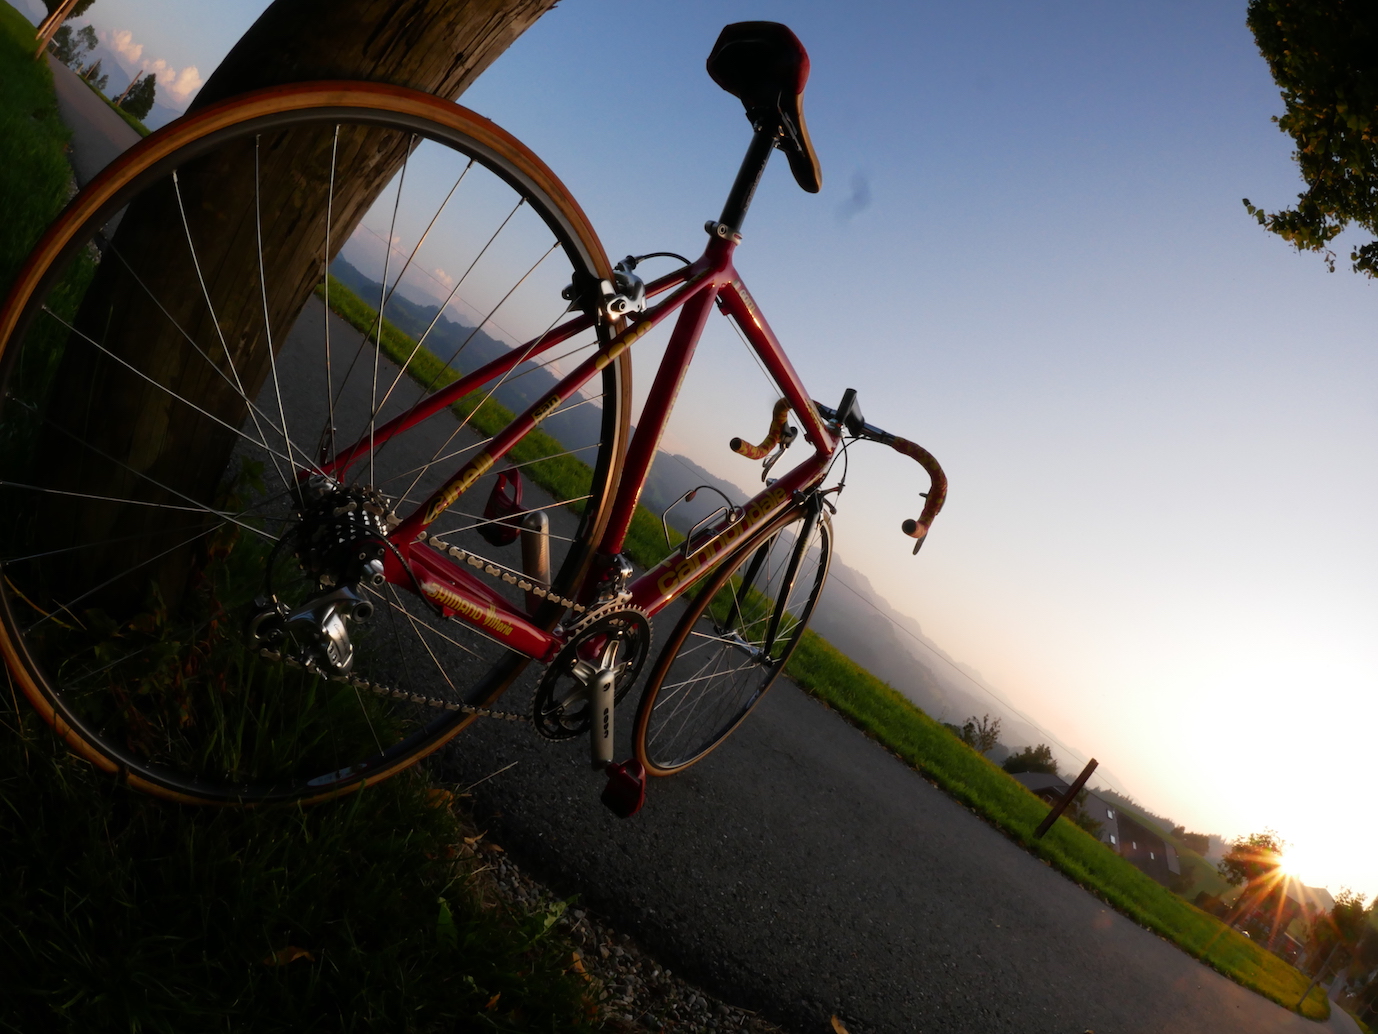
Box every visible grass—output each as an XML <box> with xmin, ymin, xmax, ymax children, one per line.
<box><xmin>0</xmin><ymin>1</ymin><xmax>72</xmax><ymax>295</ymax></box>
<box><xmin>321</xmin><ymin>278</ymin><xmax>1330</xmax><ymax>1018</ymax></box>
<box><xmin>0</xmin><ymin>679</ymin><xmax>597</xmax><ymax>1033</ymax></box>
<box><xmin>79</xmin><ymin>72</ymin><xmax>151</xmax><ymax>137</ymax></box>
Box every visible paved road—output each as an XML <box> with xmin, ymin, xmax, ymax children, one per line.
<box><xmin>443</xmin><ymin>682</ymin><xmax>1345</xmax><ymax>1034</ymax></box>
<box><xmin>46</xmin><ymin>53</ymin><xmax>140</xmax><ymax>186</ymax></box>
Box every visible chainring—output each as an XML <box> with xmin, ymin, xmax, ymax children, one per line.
<box><xmin>532</xmin><ymin>606</ymin><xmax>651</xmax><ymax>740</ymax></box>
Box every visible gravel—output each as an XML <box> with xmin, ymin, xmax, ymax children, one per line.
<box><xmin>461</xmin><ymin>826</ymin><xmax>794</xmax><ymax>1034</ymax></box>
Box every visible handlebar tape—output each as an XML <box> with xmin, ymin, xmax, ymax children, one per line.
<box><xmin>891</xmin><ymin>436</ymin><xmax>947</xmax><ymax>553</ymax></box>
<box><xmin>730</xmin><ymin>398</ymin><xmax>792</xmax><ymax>460</ymax></box>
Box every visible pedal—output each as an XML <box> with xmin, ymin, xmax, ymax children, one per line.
<box><xmin>600</xmin><ymin>758</ymin><xmax>647</xmax><ymax>818</ymax></box>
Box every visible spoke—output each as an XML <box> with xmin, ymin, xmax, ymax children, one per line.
<box><xmin>322</xmin><ymin>124</ymin><xmax>340</xmax><ymax>467</ymax></box>
<box><xmin>381</xmin><ymin>159</ymin><xmax>474</xmax><ymax>314</ymax></box>
<box><xmin>390</xmin><ymin>584</ymin><xmax>460</xmax><ymax>696</ymax></box>
<box><xmin>371</xmin><ymin>136</ymin><xmax>415</xmax><ymax>490</ymax></box>
<box><xmin>33</xmin><ymin>413</ymin><xmax>280</xmax><ymax>545</ymax></box>
<box><xmin>104</xmin><ymin>242</ymin><xmax>317</xmax><ymax>473</ymax></box>
<box><xmin>0</xmin><ymin>521</ymin><xmax>209</xmax><ymax>566</ymax></box>
<box><xmin>25</xmin><ymin>524</ymin><xmax>220</xmax><ymax>633</ymax></box>
<box><xmin>172</xmin><ymin>170</ymin><xmax>292</xmax><ymax>495</ymax></box>
<box><xmin>254</xmin><ymin>136</ymin><xmax>303</xmax><ymax>485</ymax></box>
<box><xmin>40</xmin><ymin>307</ymin><xmax>301</xmax><ymax>475</ymax></box>
<box><xmin>366</xmin><ymin>586</ymin><xmax>484</xmax><ymax>660</ymax></box>
<box><xmin>397</xmin><ymin>293</ymin><xmax>566</xmax><ymax>509</ymax></box>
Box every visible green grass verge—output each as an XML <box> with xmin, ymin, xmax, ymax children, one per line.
<box><xmin>0</xmin><ymin>1</ymin><xmax>72</xmax><ymax>295</ymax></box>
<box><xmin>320</xmin><ymin>275</ymin><xmax>1330</xmax><ymax>1020</ymax></box>
<box><xmin>82</xmin><ymin>74</ymin><xmax>151</xmax><ymax>137</ymax></box>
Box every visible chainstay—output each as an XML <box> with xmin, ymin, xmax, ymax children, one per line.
<box><xmin>248</xmin><ymin>529</ymin><xmax>601</xmax><ymax>723</ymax></box>
<box><xmin>422</xmin><ymin>533</ymin><xmax>587</xmax><ymax>614</ymax></box>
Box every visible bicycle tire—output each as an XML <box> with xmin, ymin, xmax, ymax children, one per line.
<box><xmin>632</xmin><ymin>500</ymin><xmax>832</xmax><ymax>776</ymax></box>
<box><xmin>0</xmin><ymin>82</ymin><xmax>630</xmax><ymax>804</ymax></box>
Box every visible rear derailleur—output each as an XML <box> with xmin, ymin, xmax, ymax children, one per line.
<box><xmin>246</xmin><ymin>476</ymin><xmax>390</xmax><ymax>676</ymax></box>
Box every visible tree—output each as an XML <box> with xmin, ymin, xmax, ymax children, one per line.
<box><xmin>118</xmin><ymin>71</ymin><xmax>155</xmax><ymax>119</ymax></box>
<box><xmin>34</xmin><ymin>0</ymin><xmax>97</xmax><ymax>56</ymax></box>
<box><xmin>79</xmin><ymin>56</ymin><xmax>107</xmax><ymax>93</ymax></box>
<box><xmin>1244</xmin><ymin>1</ymin><xmax>1378</xmax><ymax>276</ymax></box>
<box><xmin>38</xmin><ymin>0</ymin><xmax>561</xmax><ymax>603</ymax></box>
<box><xmin>43</xmin><ymin>0</ymin><xmax>98</xmax><ymax>17</ymax></box>
<box><xmin>1003</xmin><ymin>744</ymin><xmax>1058</xmax><ymax>776</ymax></box>
<box><xmin>1068</xmin><ymin>790</ymin><xmax>1103</xmax><ymax>838</ymax></box>
<box><xmin>958</xmin><ymin>714</ymin><xmax>1002</xmax><ymax>754</ymax></box>
<box><xmin>48</xmin><ymin>22</ymin><xmax>96</xmax><ymax>69</ymax></box>
<box><xmin>1218</xmin><ymin>829</ymin><xmax>1287</xmax><ymax>933</ymax></box>
<box><xmin>1171</xmin><ymin>825</ymin><xmax>1211</xmax><ymax>856</ymax></box>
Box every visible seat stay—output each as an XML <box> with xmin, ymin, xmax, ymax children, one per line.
<box><xmin>315</xmin><ymin>306</ymin><xmax>597</xmax><ymax>482</ymax></box>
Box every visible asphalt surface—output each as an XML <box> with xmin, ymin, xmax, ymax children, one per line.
<box><xmin>49</xmin><ymin>88</ymin><xmax>1353</xmax><ymax>1034</ymax></box>
<box><xmin>46</xmin><ymin>53</ymin><xmax>140</xmax><ymax>187</ymax></box>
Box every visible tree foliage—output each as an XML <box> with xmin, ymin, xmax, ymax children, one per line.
<box><xmin>958</xmin><ymin>713</ymin><xmax>1002</xmax><ymax>754</ymax></box>
<box><xmin>119</xmin><ymin>71</ymin><xmax>155</xmax><ymax>119</ymax></box>
<box><xmin>43</xmin><ymin>0</ymin><xmax>98</xmax><ymax>18</ymax></box>
<box><xmin>49</xmin><ymin>22</ymin><xmax>95</xmax><ymax>68</ymax></box>
<box><xmin>1244</xmin><ymin>0</ymin><xmax>1378</xmax><ymax>275</ymax></box>
<box><xmin>1217</xmin><ymin>829</ymin><xmax>1285</xmax><ymax>888</ymax></box>
<box><xmin>80</xmin><ymin>56</ymin><xmax>107</xmax><ymax>93</ymax></box>
<box><xmin>1002</xmin><ymin>743</ymin><xmax>1058</xmax><ymax>776</ymax></box>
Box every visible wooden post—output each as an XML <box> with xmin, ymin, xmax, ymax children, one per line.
<box><xmin>34</xmin><ymin>0</ymin><xmax>81</xmax><ymax>59</ymax></box>
<box><xmin>1033</xmin><ymin>757</ymin><xmax>1098</xmax><ymax>839</ymax></box>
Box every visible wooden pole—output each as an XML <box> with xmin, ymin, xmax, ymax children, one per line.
<box><xmin>34</xmin><ymin>0</ymin><xmax>81</xmax><ymax>59</ymax></box>
<box><xmin>1033</xmin><ymin>757</ymin><xmax>1098</xmax><ymax>839</ymax></box>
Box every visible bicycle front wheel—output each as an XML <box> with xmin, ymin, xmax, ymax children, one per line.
<box><xmin>0</xmin><ymin>83</ymin><xmax>630</xmax><ymax>804</ymax></box>
<box><xmin>633</xmin><ymin>503</ymin><xmax>832</xmax><ymax>776</ymax></box>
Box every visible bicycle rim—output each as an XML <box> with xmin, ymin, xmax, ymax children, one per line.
<box><xmin>633</xmin><ymin>505</ymin><xmax>832</xmax><ymax>776</ymax></box>
<box><xmin>0</xmin><ymin>83</ymin><xmax>630</xmax><ymax>804</ymax></box>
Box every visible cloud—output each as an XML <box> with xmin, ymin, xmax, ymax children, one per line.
<box><xmin>102</xmin><ymin>28</ymin><xmax>203</xmax><ymax>108</ymax></box>
<box><xmin>433</xmin><ymin>267</ymin><xmax>455</xmax><ymax>290</ymax></box>
<box><xmin>109</xmin><ymin>28</ymin><xmax>142</xmax><ymax>65</ymax></box>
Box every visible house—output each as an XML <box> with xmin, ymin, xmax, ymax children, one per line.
<box><xmin>1008</xmin><ymin>773</ymin><xmax>1124</xmax><ymax>850</ymax></box>
<box><xmin>1007</xmin><ymin>773</ymin><xmax>1181</xmax><ymax>885</ymax></box>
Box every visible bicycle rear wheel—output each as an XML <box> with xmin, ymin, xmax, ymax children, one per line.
<box><xmin>0</xmin><ymin>83</ymin><xmax>630</xmax><ymax>804</ymax></box>
<box><xmin>633</xmin><ymin>501</ymin><xmax>832</xmax><ymax>776</ymax></box>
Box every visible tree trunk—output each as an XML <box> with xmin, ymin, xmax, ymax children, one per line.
<box><xmin>37</xmin><ymin>0</ymin><xmax>557</xmax><ymax>610</ymax></box>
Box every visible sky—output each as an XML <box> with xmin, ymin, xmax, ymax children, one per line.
<box><xmin>19</xmin><ymin>0</ymin><xmax>1377</xmax><ymax>899</ymax></box>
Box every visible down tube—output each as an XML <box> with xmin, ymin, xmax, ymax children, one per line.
<box><xmin>627</xmin><ymin>449</ymin><xmax>831</xmax><ymax>618</ymax></box>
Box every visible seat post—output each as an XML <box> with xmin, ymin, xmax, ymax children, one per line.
<box><xmin>716</xmin><ymin>123</ymin><xmax>778</xmax><ymax>239</ymax></box>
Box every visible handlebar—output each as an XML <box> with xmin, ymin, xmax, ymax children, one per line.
<box><xmin>730</xmin><ymin>398</ymin><xmax>793</xmax><ymax>460</ymax></box>
<box><xmin>811</xmin><ymin>400</ymin><xmax>948</xmax><ymax>554</ymax></box>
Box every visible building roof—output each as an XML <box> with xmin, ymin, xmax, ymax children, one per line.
<box><xmin>1009</xmin><ymin>772</ymin><xmax>1070</xmax><ymax>795</ymax></box>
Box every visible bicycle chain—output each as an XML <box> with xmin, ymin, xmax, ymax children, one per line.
<box><xmin>250</xmin><ymin>532</ymin><xmax>609</xmax><ymax>723</ymax></box>
<box><xmin>256</xmin><ymin>647</ymin><xmax>533</xmax><ymax>722</ymax></box>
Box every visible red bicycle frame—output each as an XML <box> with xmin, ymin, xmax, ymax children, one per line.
<box><xmin>309</xmin><ymin>231</ymin><xmax>839</xmax><ymax>665</ymax></box>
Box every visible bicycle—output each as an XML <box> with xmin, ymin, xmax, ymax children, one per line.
<box><xmin>0</xmin><ymin>22</ymin><xmax>946</xmax><ymax>813</ymax></box>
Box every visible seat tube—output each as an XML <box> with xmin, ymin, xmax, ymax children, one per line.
<box><xmin>600</xmin><ymin>287</ymin><xmax>719</xmax><ymax>555</ymax></box>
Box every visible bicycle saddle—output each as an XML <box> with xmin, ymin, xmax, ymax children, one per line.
<box><xmin>707</xmin><ymin>22</ymin><xmax>822</xmax><ymax>194</ymax></box>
